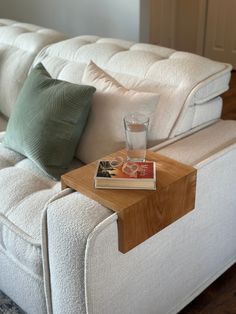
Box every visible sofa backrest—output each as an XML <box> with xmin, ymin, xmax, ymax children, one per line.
<box><xmin>0</xmin><ymin>19</ymin><xmax>66</xmax><ymax>119</ymax></box>
<box><xmin>33</xmin><ymin>36</ymin><xmax>232</xmax><ymax>146</ymax></box>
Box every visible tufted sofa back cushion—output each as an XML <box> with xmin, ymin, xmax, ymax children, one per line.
<box><xmin>33</xmin><ymin>36</ymin><xmax>232</xmax><ymax>147</ymax></box>
<box><xmin>0</xmin><ymin>19</ymin><xmax>66</xmax><ymax>118</ymax></box>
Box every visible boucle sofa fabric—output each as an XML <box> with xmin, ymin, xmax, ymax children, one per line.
<box><xmin>33</xmin><ymin>35</ymin><xmax>232</xmax><ymax>147</ymax></box>
<box><xmin>0</xmin><ymin>18</ymin><xmax>67</xmax><ymax>280</ymax></box>
<box><xmin>0</xmin><ymin>20</ymin><xmax>235</xmax><ymax>314</ymax></box>
<box><xmin>43</xmin><ymin>120</ymin><xmax>236</xmax><ymax>314</ymax></box>
<box><xmin>0</xmin><ymin>136</ymin><xmax>61</xmax><ymax>313</ymax></box>
<box><xmin>0</xmin><ymin>19</ymin><xmax>66</xmax><ymax>118</ymax></box>
<box><xmin>2</xmin><ymin>120</ymin><xmax>236</xmax><ymax>314</ymax></box>
<box><xmin>158</xmin><ymin>120</ymin><xmax>236</xmax><ymax>165</ymax></box>
<box><xmin>42</xmin><ymin>191</ymin><xmax>113</xmax><ymax>314</ymax></box>
<box><xmin>0</xmin><ymin>137</ymin><xmax>60</xmax><ymax>275</ymax></box>
<box><xmin>84</xmin><ymin>146</ymin><xmax>236</xmax><ymax>314</ymax></box>
<box><xmin>0</xmin><ymin>251</ymin><xmax>47</xmax><ymax>313</ymax></box>
<box><xmin>0</xmin><ymin>19</ymin><xmax>67</xmax><ymax>313</ymax></box>
<box><xmin>0</xmin><ymin>131</ymin><xmax>83</xmax><ymax>313</ymax></box>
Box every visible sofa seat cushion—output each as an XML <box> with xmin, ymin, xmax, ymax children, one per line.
<box><xmin>0</xmin><ymin>138</ymin><xmax>61</xmax><ymax>277</ymax></box>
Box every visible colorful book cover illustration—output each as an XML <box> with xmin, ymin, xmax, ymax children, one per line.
<box><xmin>96</xmin><ymin>160</ymin><xmax>155</xmax><ymax>180</ymax></box>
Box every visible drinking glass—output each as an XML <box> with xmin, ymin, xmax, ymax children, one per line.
<box><xmin>123</xmin><ymin>112</ymin><xmax>149</xmax><ymax>162</ymax></box>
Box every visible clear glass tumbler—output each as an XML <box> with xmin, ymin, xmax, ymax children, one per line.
<box><xmin>123</xmin><ymin>112</ymin><xmax>149</xmax><ymax>162</ymax></box>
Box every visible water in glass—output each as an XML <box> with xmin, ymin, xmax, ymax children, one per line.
<box><xmin>124</xmin><ymin>112</ymin><xmax>149</xmax><ymax>162</ymax></box>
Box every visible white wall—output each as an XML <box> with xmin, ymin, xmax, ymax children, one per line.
<box><xmin>0</xmin><ymin>0</ymin><xmax>149</xmax><ymax>42</ymax></box>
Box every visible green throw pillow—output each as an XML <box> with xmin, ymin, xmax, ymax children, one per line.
<box><xmin>3</xmin><ymin>63</ymin><xmax>96</xmax><ymax>180</ymax></box>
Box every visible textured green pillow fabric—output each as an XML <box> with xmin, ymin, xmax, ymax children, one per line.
<box><xmin>3</xmin><ymin>63</ymin><xmax>96</xmax><ymax>180</ymax></box>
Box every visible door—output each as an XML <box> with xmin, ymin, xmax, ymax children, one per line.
<box><xmin>204</xmin><ymin>0</ymin><xmax>236</xmax><ymax>68</ymax></box>
<box><xmin>149</xmin><ymin>0</ymin><xmax>207</xmax><ymax>55</ymax></box>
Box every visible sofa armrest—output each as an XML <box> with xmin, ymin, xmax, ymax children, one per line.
<box><xmin>41</xmin><ymin>190</ymin><xmax>113</xmax><ymax>314</ymax></box>
<box><xmin>155</xmin><ymin>120</ymin><xmax>236</xmax><ymax>166</ymax></box>
<box><xmin>42</xmin><ymin>119</ymin><xmax>236</xmax><ymax>314</ymax></box>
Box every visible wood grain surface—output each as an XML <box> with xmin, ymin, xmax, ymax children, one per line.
<box><xmin>61</xmin><ymin>150</ymin><xmax>197</xmax><ymax>253</ymax></box>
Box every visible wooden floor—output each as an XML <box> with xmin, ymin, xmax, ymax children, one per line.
<box><xmin>180</xmin><ymin>264</ymin><xmax>236</xmax><ymax>314</ymax></box>
<box><xmin>179</xmin><ymin>71</ymin><xmax>236</xmax><ymax>313</ymax></box>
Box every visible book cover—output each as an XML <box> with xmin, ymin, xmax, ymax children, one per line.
<box><xmin>95</xmin><ymin>159</ymin><xmax>156</xmax><ymax>190</ymax></box>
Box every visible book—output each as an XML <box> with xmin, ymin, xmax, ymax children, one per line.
<box><xmin>94</xmin><ymin>159</ymin><xmax>156</xmax><ymax>190</ymax></box>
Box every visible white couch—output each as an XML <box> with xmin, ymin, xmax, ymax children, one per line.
<box><xmin>0</xmin><ymin>19</ymin><xmax>236</xmax><ymax>314</ymax></box>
